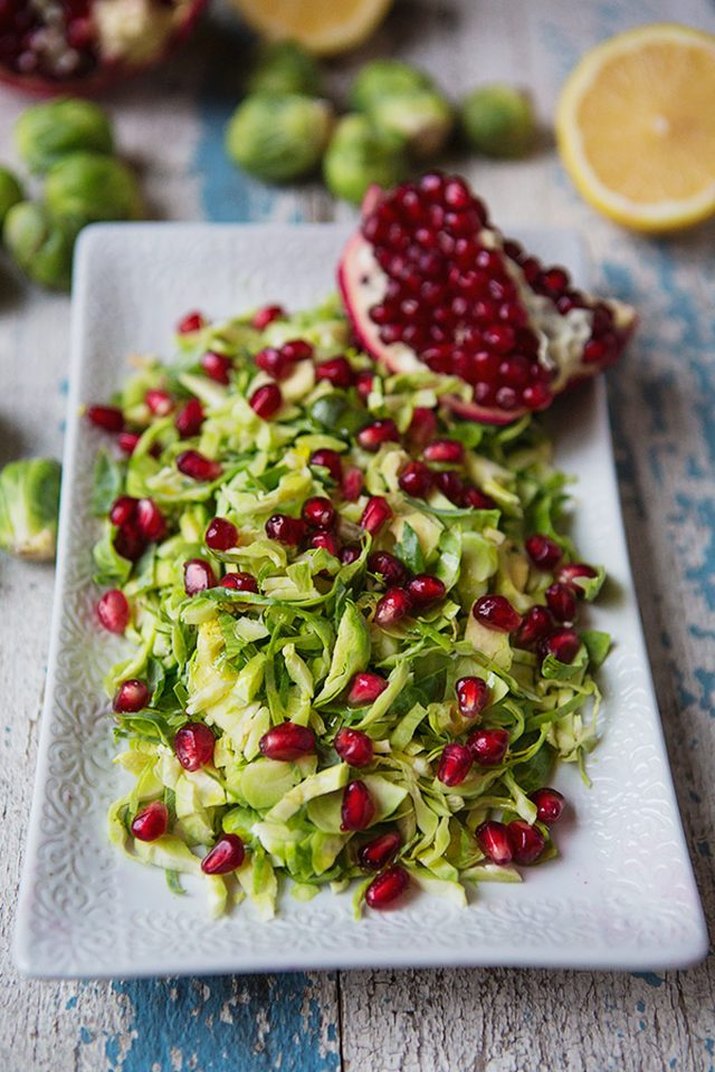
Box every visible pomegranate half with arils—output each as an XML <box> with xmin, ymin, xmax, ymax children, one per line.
<box><xmin>337</xmin><ymin>173</ymin><xmax>637</xmax><ymax>424</ymax></box>
<box><xmin>0</xmin><ymin>0</ymin><xmax>207</xmax><ymax>96</ymax></box>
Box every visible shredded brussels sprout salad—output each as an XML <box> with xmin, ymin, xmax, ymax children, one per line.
<box><xmin>88</xmin><ymin>295</ymin><xmax>610</xmax><ymax>918</ymax></box>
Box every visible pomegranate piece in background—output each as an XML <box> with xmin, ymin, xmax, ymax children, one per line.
<box><xmin>0</xmin><ymin>0</ymin><xmax>208</xmax><ymax>96</ymax></box>
<box><xmin>337</xmin><ymin>173</ymin><xmax>637</xmax><ymax>424</ymax></box>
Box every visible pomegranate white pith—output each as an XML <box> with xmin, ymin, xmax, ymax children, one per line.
<box><xmin>338</xmin><ymin>173</ymin><xmax>636</xmax><ymax>424</ymax></box>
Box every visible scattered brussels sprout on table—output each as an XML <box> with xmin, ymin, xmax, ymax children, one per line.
<box><xmin>0</xmin><ymin>166</ymin><xmax>23</xmax><ymax>227</ymax></box>
<box><xmin>3</xmin><ymin>202</ymin><xmax>78</xmax><ymax>290</ymax></box>
<box><xmin>224</xmin><ymin>42</ymin><xmax>536</xmax><ymax>200</ymax></box>
<box><xmin>349</xmin><ymin>58</ymin><xmax>432</xmax><ymax>111</ymax></box>
<box><xmin>323</xmin><ymin>114</ymin><xmax>407</xmax><ymax>204</ymax></box>
<box><xmin>460</xmin><ymin>83</ymin><xmax>536</xmax><ymax>158</ymax></box>
<box><xmin>225</xmin><ymin>93</ymin><xmax>335</xmax><ymax>182</ymax></box>
<box><xmin>247</xmin><ymin>39</ymin><xmax>324</xmax><ymax>96</ymax></box>
<box><xmin>0</xmin><ymin>98</ymin><xmax>144</xmax><ymax>291</ymax></box>
<box><xmin>44</xmin><ymin>152</ymin><xmax>144</xmax><ymax>225</ymax></box>
<box><xmin>0</xmin><ymin>458</ymin><xmax>61</xmax><ymax>562</ymax></box>
<box><xmin>15</xmin><ymin>98</ymin><xmax>114</xmax><ymax>176</ymax></box>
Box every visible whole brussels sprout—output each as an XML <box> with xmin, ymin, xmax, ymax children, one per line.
<box><xmin>44</xmin><ymin>152</ymin><xmax>144</xmax><ymax>225</ymax></box>
<box><xmin>350</xmin><ymin>59</ymin><xmax>432</xmax><ymax>113</ymax></box>
<box><xmin>323</xmin><ymin>115</ymin><xmax>407</xmax><ymax>204</ymax></box>
<box><xmin>15</xmin><ymin>98</ymin><xmax>114</xmax><ymax>176</ymax></box>
<box><xmin>225</xmin><ymin>94</ymin><xmax>334</xmax><ymax>183</ymax></box>
<box><xmin>0</xmin><ymin>165</ymin><xmax>23</xmax><ymax>227</ymax></box>
<box><xmin>0</xmin><ymin>458</ymin><xmax>61</xmax><ymax>561</ymax></box>
<box><xmin>369</xmin><ymin>89</ymin><xmax>453</xmax><ymax>158</ymax></box>
<box><xmin>3</xmin><ymin>201</ymin><xmax>78</xmax><ymax>290</ymax></box>
<box><xmin>460</xmin><ymin>84</ymin><xmax>536</xmax><ymax>158</ymax></box>
<box><xmin>247</xmin><ymin>40</ymin><xmax>323</xmax><ymax>97</ymax></box>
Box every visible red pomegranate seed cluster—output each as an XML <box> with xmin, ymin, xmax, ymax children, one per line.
<box><xmin>357</xmin><ymin>173</ymin><xmax>628</xmax><ymax>417</ymax></box>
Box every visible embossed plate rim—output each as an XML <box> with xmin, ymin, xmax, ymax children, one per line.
<box><xmin>14</xmin><ymin>223</ymin><xmax>709</xmax><ymax>977</ymax></box>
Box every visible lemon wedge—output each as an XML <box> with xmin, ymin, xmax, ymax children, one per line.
<box><xmin>556</xmin><ymin>23</ymin><xmax>715</xmax><ymax>232</ymax></box>
<box><xmin>230</xmin><ymin>0</ymin><xmax>393</xmax><ymax>56</ymax></box>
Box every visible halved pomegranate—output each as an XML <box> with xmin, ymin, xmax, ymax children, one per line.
<box><xmin>337</xmin><ymin>173</ymin><xmax>636</xmax><ymax>424</ymax></box>
<box><xmin>0</xmin><ymin>0</ymin><xmax>207</xmax><ymax>96</ymax></box>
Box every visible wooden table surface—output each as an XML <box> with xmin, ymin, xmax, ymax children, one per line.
<box><xmin>1</xmin><ymin>1</ymin><xmax>714</xmax><ymax>1068</ymax></box>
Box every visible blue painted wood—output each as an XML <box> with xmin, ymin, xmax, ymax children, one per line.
<box><xmin>99</xmin><ymin>976</ymin><xmax>340</xmax><ymax>1072</ymax></box>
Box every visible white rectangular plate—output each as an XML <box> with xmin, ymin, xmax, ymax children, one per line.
<box><xmin>15</xmin><ymin>223</ymin><xmax>708</xmax><ymax>977</ymax></box>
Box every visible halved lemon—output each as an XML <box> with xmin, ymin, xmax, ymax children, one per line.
<box><xmin>556</xmin><ymin>23</ymin><xmax>715</xmax><ymax>233</ymax></box>
<box><xmin>230</xmin><ymin>0</ymin><xmax>393</xmax><ymax>56</ymax></box>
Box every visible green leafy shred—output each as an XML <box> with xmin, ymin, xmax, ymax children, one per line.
<box><xmin>97</xmin><ymin>297</ymin><xmax>612</xmax><ymax>917</ymax></box>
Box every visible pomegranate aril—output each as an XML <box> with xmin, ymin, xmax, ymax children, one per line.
<box><xmin>220</xmin><ymin>571</ymin><xmax>259</xmax><ymax>592</ymax></box>
<box><xmin>201</xmin><ymin>351</ymin><xmax>232</xmax><ymax>384</ymax></box>
<box><xmin>259</xmin><ymin>721</ymin><xmax>316</xmax><ymax>761</ymax></box>
<box><xmin>365</xmin><ymin>865</ymin><xmax>410</xmax><ymax>909</ymax></box>
<box><xmin>281</xmin><ymin>339</ymin><xmax>313</xmax><ymax>363</ymax></box>
<box><xmin>334</xmin><ymin>727</ymin><xmax>374</xmax><ymax>767</ymax></box>
<box><xmin>507</xmin><ymin>820</ymin><xmax>545</xmax><ymax>865</ymax></box>
<box><xmin>315</xmin><ymin>356</ymin><xmax>355</xmax><ymax>388</ymax></box>
<box><xmin>556</xmin><ymin>563</ymin><xmax>598</xmax><ymax>591</ymax></box>
<box><xmin>177</xmin><ymin>311</ymin><xmax>205</xmax><ymax>334</ymax></box>
<box><xmin>205</xmin><ymin>516</ymin><xmax>238</xmax><ymax>551</ymax></box>
<box><xmin>407</xmin><ymin>406</ymin><xmax>438</xmax><ymax>449</ymax></box>
<box><xmin>398</xmin><ymin>460</ymin><xmax>433</xmax><ymax>499</ymax></box>
<box><xmin>368</xmin><ymin>551</ymin><xmax>410</xmax><ymax>588</ymax></box>
<box><xmin>174</xmin><ymin>722</ymin><xmax>215</xmax><ymax>771</ymax></box>
<box><xmin>175</xmin><ymin>398</ymin><xmax>204</xmax><ymax>438</ymax></box>
<box><xmin>374</xmin><ymin>586</ymin><xmax>412</xmax><ymax>627</ymax></box>
<box><xmin>434</xmin><ymin>469</ymin><xmax>464</xmax><ymax>505</ymax></box>
<box><xmin>114</xmin><ymin>523</ymin><xmax>147</xmax><ymax>562</ymax></box>
<box><xmin>135</xmin><ymin>498</ymin><xmax>166</xmax><ymax>541</ymax></box>
<box><xmin>251</xmin><ymin>304</ymin><xmax>284</xmax><ymax>330</ymax></box>
<box><xmin>201</xmin><ymin>834</ymin><xmax>245</xmax><ymax>875</ymax></box>
<box><xmin>131</xmin><ymin>801</ymin><xmax>168</xmax><ymax>842</ymax></box>
<box><xmin>113</xmin><ymin>679</ymin><xmax>150</xmax><ymax>713</ymax></box>
<box><xmin>145</xmin><ymin>388</ymin><xmax>174</xmax><ymax>415</ymax></box>
<box><xmin>96</xmin><ymin>589</ymin><xmax>130</xmax><ymax>634</ymax></box>
<box><xmin>523</xmin><ymin>383</ymin><xmax>553</xmax><ymax>412</ymax></box>
<box><xmin>423</xmin><ymin>438</ymin><xmax>464</xmax><ymax>464</ymax></box>
<box><xmin>250</xmin><ymin>383</ymin><xmax>282</xmax><ymax>419</ymax></box>
<box><xmin>462</xmin><ymin>485</ymin><xmax>495</xmax><ymax>510</ymax></box>
<box><xmin>529</xmin><ymin>787</ymin><xmax>565</xmax><ymax>824</ymax></box>
<box><xmin>340</xmin><ymin>545</ymin><xmax>361</xmax><ymax>566</ymax></box>
<box><xmin>545</xmin><ymin>582</ymin><xmax>577</xmax><ymax>623</ymax></box>
<box><xmin>184</xmin><ymin>557</ymin><xmax>216</xmax><ymax>595</ymax></box>
<box><xmin>360</xmin><ymin>496</ymin><xmax>392</xmax><ymax>535</ymax></box>
<box><xmin>341</xmin><ymin>779</ymin><xmax>375</xmax><ymax>831</ymax></box>
<box><xmin>476</xmin><ymin>820</ymin><xmax>513</xmax><ymax>865</ymax></box>
<box><xmin>265</xmin><ymin>514</ymin><xmax>305</xmax><ymax>546</ymax></box>
<box><xmin>87</xmin><ymin>404</ymin><xmax>124</xmax><ymax>433</ymax></box>
<box><xmin>310</xmin><ymin>448</ymin><xmax>343</xmax><ymax>484</ymax></box>
<box><xmin>341</xmin><ymin>466</ymin><xmax>364</xmax><ymax>502</ymax></box>
<box><xmin>437</xmin><ymin>742</ymin><xmax>472</xmax><ymax>786</ymax></box>
<box><xmin>301</xmin><ymin>496</ymin><xmax>336</xmax><ymax>530</ymax></box>
<box><xmin>118</xmin><ymin>432</ymin><xmax>140</xmax><ymax>455</ymax></box>
<box><xmin>514</xmin><ymin>605</ymin><xmax>553</xmax><ymax>648</ymax></box>
<box><xmin>347</xmin><ymin>671</ymin><xmax>388</xmax><ymax>706</ymax></box>
<box><xmin>455</xmin><ymin>676</ymin><xmax>489</xmax><ymax>719</ymax></box>
<box><xmin>467</xmin><ymin>727</ymin><xmax>509</xmax><ymax>766</ymax></box>
<box><xmin>525</xmin><ymin>534</ymin><xmax>562</xmax><ymax>571</ymax></box>
<box><xmin>308</xmin><ymin>531</ymin><xmax>340</xmax><ymax>557</ymax></box>
<box><xmin>177</xmin><ymin>450</ymin><xmax>222</xmax><ymax>482</ymax></box>
<box><xmin>356</xmin><ymin>371</ymin><xmax>374</xmax><ymax>400</ymax></box>
<box><xmin>109</xmin><ymin>495</ymin><xmax>137</xmax><ymax>527</ymax></box>
<box><xmin>358</xmin><ymin>830</ymin><xmax>402</xmax><ymax>871</ymax></box>
<box><xmin>544</xmin><ymin>629</ymin><xmax>581</xmax><ymax>664</ymax></box>
<box><xmin>540</xmin><ymin>266</ymin><xmax>570</xmax><ymax>297</ymax></box>
<box><xmin>406</xmin><ymin>574</ymin><xmax>445</xmax><ymax>608</ymax></box>
<box><xmin>255</xmin><ymin>347</ymin><xmax>290</xmax><ymax>380</ymax></box>
<box><xmin>472</xmin><ymin>594</ymin><xmax>522</xmax><ymax>632</ymax></box>
<box><xmin>356</xmin><ymin>419</ymin><xmax>400</xmax><ymax>452</ymax></box>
